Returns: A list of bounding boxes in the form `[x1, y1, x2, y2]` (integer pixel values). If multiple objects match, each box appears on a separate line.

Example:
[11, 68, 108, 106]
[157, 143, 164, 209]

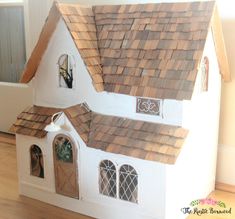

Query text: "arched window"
[99, 160, 117, 198]
[201, 56, 209, 92]
[119, 165, 138, 203]
[58, 54, 74, 89]
[30, 145, 44, 178]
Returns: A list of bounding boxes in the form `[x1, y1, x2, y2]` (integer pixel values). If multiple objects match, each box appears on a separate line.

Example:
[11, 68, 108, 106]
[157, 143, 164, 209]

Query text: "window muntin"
[119, 165, 138, 203]
[58, 54, 74, 89]
[99, 161, 138, 203]
[99, 160, 117, 198]
[30, 145, 44, 178]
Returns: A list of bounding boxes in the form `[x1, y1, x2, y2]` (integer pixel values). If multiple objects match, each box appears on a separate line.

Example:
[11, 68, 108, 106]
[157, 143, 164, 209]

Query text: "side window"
[201, 56, 209, 92]
[119, 165, 138, 203]
[58, 54, 74, 89]
[30, 145, 44, 178]
[99, 160, 117, 198]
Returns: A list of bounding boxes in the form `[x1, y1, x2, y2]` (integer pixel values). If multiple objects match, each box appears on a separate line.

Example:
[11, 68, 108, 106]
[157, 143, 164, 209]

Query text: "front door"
[53, 134, 79, 198]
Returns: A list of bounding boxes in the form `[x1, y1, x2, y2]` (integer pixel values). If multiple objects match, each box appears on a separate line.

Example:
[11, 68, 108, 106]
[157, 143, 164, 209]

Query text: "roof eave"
[20, 2, 61, 83]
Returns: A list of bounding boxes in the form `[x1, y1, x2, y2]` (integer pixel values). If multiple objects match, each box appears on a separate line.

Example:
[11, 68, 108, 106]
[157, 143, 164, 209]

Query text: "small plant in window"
[30, 145, 44, 178]
[54, 136, 73, 163]
[201, 56, 209, 92]
[58, 54, 74, 88]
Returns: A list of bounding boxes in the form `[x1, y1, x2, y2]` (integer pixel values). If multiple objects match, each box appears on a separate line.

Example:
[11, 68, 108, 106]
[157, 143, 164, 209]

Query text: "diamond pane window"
[119, 165, 138, 203]
[30, 145, 44, 178]
[99, 160, 117, 198]
[54, 135, 73, 163]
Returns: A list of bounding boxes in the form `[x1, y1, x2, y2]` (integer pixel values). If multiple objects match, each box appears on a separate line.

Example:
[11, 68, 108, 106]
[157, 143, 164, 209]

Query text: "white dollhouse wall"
[16, 15, 222, 219]
[164, 29, 222, 219]
[33, 18, 183, 127]
[16, 114, 167, 219]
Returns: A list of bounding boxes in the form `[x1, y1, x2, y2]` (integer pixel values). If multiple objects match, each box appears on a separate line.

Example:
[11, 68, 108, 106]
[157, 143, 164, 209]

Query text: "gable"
[20, 1, 230, 100]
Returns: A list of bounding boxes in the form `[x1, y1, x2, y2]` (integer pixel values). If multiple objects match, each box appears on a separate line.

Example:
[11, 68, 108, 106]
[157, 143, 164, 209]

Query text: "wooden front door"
[53, 134, 79, 198]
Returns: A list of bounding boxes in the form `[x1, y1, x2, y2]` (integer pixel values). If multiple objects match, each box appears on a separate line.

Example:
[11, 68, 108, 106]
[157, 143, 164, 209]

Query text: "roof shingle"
[13, 104, 188, 164]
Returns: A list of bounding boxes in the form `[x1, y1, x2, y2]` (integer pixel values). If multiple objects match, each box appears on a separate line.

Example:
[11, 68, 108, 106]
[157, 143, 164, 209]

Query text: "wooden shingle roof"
[20, 1, 230, 100]
[13, 104, 91, 143]
[64, 104, 91, 144]
[13, 103, 188, 164]
[88, 113, 188, 164]
[93, 1, 215, 99]
[13, 106, 60, 138]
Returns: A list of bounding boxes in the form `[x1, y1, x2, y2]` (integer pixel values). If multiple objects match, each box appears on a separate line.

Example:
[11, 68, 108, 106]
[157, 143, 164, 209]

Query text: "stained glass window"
[119, 165, 138, 203]
[30, 145, 44, 178]
[54, 135, 73, 163]
[58, 54, 73, 88]
[99, 160, 117, 198]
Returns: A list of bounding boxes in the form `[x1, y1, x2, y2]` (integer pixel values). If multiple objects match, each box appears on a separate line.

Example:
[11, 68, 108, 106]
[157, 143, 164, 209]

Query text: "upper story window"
[201, 56, 209, 92]
[58, 54, 74, 89]
[99, 160, 138, 203]
[30, 145, 44, 178]
[136, 97, 161, 116]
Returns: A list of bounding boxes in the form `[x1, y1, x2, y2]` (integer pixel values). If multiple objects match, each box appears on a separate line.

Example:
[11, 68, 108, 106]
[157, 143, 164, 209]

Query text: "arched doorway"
[53, 134, 79, 198]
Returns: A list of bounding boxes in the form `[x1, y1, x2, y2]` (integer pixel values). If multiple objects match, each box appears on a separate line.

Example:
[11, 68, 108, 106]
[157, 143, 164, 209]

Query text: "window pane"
[119, 165, 138, 203]
[99, 160, 117, 198]
[30, 145, 44, 178]
[54, 136, 73, 163]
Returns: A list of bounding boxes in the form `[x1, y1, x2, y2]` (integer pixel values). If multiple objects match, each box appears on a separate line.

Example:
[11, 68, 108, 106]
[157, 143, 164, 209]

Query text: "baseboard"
[215, 182, 235, 193]
[0, 131, 15, 145]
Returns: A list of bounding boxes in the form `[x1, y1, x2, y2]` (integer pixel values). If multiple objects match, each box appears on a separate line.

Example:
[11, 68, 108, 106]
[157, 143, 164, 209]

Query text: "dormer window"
[201, 56, 209, 92]
[58, 54, 74, 89]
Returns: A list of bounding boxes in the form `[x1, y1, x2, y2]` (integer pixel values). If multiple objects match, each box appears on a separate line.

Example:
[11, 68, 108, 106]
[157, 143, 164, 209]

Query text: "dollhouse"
[13, 1, 230, 219]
